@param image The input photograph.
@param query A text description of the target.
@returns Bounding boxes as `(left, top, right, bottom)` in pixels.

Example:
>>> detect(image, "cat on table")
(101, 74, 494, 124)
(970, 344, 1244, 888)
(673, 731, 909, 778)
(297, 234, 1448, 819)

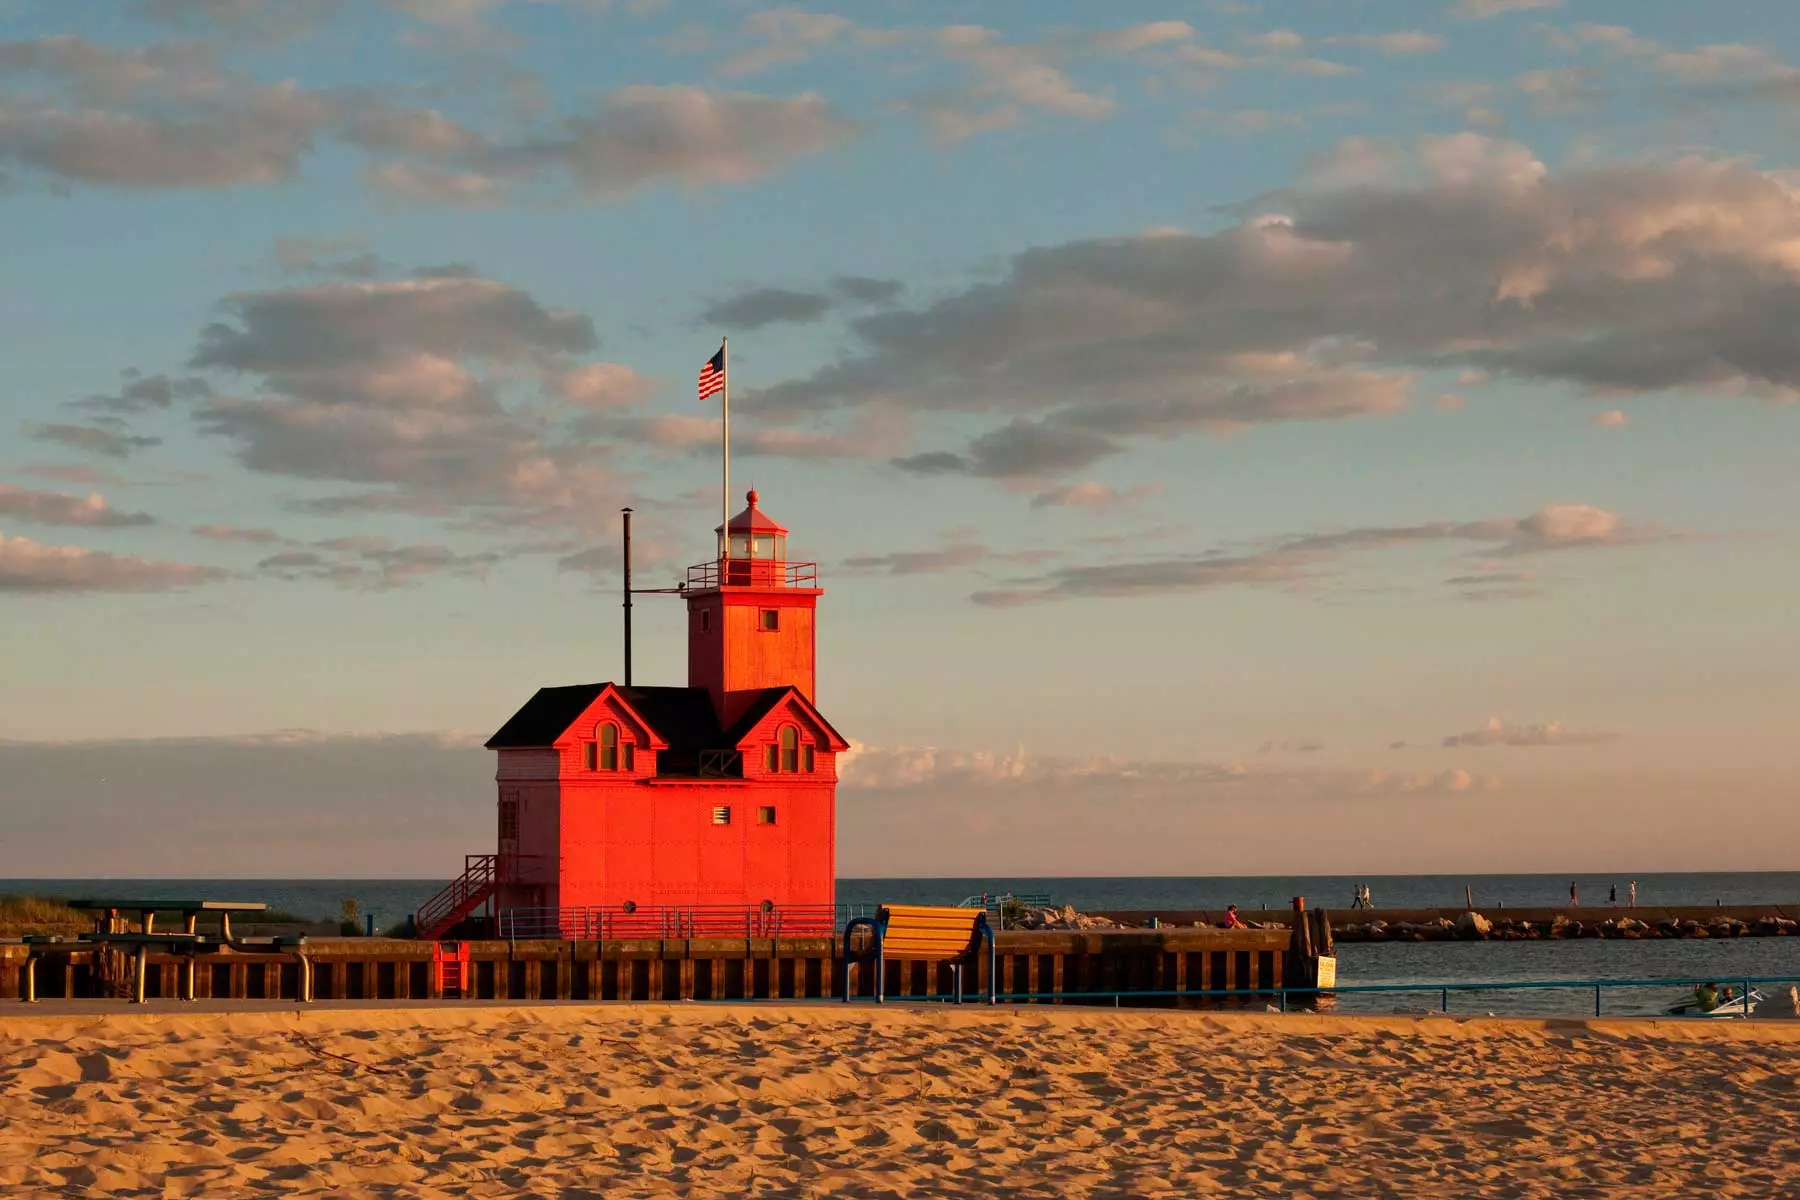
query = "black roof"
(485, 682, 802, 751)
(484, 683, 610, 749)
(617, 685, 726, 758)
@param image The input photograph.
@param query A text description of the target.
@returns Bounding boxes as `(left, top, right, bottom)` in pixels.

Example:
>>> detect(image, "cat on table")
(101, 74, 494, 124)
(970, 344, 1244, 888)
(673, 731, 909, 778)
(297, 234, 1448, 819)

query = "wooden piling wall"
(0, 928, 1289, 1005)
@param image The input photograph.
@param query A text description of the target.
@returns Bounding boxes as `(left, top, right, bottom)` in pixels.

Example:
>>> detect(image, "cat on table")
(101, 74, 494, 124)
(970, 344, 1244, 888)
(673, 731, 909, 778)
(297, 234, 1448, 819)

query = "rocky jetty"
(1333, 913, 1800, 943)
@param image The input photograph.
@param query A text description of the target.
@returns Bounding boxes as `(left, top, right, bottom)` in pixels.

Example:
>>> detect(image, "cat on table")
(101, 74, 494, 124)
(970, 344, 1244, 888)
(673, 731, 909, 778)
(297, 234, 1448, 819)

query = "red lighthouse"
(416, 490, 848, 939)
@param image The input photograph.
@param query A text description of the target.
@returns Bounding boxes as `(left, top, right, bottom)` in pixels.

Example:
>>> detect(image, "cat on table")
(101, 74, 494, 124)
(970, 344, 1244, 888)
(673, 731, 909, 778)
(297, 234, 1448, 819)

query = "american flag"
(698, 345, 725, 401)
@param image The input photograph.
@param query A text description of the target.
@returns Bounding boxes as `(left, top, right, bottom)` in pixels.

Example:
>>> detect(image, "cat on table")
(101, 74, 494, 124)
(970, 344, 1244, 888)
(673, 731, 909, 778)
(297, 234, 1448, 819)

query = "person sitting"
(1720, 985, 1737, 1005)
(1222, 904, 1245, 929)
(1695, 982, 1719, 1011)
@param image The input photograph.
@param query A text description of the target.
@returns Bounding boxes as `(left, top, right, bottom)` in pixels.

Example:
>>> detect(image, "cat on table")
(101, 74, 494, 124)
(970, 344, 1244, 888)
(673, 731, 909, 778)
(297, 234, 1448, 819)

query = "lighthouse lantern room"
(415, 489, 847, 940)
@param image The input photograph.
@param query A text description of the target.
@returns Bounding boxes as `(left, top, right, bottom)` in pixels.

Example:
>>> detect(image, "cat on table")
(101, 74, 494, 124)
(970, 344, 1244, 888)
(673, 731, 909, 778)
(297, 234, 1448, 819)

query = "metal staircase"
(416, 855, 498, 941)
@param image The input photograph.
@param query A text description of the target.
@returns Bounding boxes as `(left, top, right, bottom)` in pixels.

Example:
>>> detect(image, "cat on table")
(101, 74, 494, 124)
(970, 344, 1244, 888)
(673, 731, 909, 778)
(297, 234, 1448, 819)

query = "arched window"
(779, 725, 799, 774)
(599, 722, 619, 771)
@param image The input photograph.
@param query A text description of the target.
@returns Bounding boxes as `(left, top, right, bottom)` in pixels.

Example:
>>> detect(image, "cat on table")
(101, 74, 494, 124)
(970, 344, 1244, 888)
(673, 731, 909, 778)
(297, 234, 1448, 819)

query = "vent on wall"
(711, 806, 732, 826)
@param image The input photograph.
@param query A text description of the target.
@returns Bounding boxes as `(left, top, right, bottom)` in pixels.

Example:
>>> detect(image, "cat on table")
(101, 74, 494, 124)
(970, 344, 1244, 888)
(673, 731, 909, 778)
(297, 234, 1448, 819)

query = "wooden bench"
(842, 904, 995, 1004)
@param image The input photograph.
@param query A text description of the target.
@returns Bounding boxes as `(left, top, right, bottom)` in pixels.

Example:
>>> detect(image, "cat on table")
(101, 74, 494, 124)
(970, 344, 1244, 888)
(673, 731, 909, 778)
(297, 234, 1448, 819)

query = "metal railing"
(416, 854, 498, 939)
(958, 892, 1055, 929)
(881, 974, 1800, 1017)
(498, 902, 877, 943)
(683, 559, 818, 590)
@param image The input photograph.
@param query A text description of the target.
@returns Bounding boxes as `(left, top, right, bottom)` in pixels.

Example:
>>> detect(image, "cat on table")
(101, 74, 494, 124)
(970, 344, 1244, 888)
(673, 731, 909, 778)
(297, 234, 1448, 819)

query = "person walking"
(1609, 884, 1617, 904)
(1569, 881, 1579, 907)
(1629, 879, 1637, 907)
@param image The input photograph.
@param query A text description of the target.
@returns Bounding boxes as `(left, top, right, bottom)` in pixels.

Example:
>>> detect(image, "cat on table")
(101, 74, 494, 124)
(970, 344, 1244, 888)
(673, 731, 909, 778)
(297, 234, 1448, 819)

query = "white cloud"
(0, 484, 154, 527)
(967, 502, 1662, 605)
(1442, 716, 1621, 748)
(0, 531, 224, 593)
(1452, 0, 1559, 18)
(1028, 482, 1161, 512)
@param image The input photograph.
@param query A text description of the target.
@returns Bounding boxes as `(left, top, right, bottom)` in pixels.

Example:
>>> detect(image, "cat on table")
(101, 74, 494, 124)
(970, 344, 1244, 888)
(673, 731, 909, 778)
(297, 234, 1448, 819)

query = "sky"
(1, 0, 1797, 878)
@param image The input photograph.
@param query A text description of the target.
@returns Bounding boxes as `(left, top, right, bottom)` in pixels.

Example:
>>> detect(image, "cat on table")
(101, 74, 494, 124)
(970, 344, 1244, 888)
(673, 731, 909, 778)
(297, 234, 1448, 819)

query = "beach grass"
(0, 895, 89, 937)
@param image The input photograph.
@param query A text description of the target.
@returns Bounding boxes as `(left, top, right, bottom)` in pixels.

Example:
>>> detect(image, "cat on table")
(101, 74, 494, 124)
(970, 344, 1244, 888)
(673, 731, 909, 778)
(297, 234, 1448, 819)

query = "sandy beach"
(3, 1003, 1798, 1198)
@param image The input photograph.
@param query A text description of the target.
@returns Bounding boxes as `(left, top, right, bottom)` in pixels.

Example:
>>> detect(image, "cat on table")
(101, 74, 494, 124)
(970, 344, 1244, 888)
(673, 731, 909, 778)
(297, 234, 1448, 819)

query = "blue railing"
(887, 974, 1800, 1017)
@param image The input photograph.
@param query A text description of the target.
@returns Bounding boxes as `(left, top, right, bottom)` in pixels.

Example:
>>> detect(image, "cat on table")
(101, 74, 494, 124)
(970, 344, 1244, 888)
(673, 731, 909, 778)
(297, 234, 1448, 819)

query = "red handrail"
(417, 854, 497, 939)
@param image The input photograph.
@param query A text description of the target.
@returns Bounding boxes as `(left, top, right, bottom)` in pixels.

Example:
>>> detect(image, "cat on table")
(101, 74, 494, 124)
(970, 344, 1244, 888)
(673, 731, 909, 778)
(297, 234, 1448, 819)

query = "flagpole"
(712, 338, 720, 564)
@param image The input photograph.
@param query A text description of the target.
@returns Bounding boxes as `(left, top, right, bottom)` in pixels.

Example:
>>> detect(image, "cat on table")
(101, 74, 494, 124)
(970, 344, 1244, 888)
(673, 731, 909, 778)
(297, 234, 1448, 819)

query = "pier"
(2, 926, 1293, 1005)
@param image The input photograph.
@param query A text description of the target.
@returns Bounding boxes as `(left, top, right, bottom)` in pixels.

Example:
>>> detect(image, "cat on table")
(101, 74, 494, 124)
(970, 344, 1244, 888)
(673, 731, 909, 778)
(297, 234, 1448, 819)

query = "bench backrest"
(878, 904, 986, 961)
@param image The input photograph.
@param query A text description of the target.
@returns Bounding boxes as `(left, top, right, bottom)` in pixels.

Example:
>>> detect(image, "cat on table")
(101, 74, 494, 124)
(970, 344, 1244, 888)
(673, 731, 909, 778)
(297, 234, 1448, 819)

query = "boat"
(1664, 987, 1764, 1018)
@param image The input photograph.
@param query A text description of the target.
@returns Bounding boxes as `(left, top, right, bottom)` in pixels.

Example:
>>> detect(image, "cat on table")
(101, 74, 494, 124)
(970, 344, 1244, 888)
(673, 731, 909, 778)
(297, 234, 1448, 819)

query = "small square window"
(711, 806, 732, 826)
(758, 806, 776, 825)
(760, 609, 780, 631)
(582, 742, 596, 771)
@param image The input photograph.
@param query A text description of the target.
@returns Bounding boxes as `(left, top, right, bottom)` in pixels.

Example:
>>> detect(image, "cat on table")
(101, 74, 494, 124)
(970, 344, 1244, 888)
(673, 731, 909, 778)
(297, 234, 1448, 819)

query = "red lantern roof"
(714, 488, 788, 535)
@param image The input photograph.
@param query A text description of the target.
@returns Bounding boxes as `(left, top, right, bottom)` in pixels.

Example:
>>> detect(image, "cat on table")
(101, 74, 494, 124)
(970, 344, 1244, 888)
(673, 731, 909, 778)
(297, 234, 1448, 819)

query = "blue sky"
(2, 0, 1797, 876)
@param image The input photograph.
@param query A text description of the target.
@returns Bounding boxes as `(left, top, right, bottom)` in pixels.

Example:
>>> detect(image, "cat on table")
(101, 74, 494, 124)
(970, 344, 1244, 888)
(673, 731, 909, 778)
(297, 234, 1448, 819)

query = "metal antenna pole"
(621, 506, 633, 687)
(721, 335, 730, 561)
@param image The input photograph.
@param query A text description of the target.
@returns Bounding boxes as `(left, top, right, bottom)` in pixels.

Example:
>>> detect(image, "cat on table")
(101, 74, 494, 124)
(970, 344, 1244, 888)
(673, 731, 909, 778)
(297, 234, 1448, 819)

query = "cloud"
(134, 0, 347, 40)
(893, 419, 1119, 480)
(1452, 0, 1559, 18)
(0, 730, 491, 875)
(719, 7, 857, 77)
(1442, 716, 1621, 748)
(1028, 482, 1161, 512)
(0, 484, 154, 527)
(257, 538, 506, 589)
(268, 236, 387, 280)
(969, 503, 1660, 605)
(0, 531, 224, 593)
(70, 371, 212, 415)
(479, 85, 855, 198)
(697, 276, 905, 330)
(0, 37, 853, 200)
(185, 274, 633, 525)
(1323, 33, 1445, 56)
(1358, 767, 1499, 793)
(838, 741, 1496, 798)
(192, 523, 287, 544)
(28, 422, 163, 458)
(751, 139, 1800, 453)
(0, 37, 336, 187)
(841, 533, 1058, 578)
(899, 21, 1190, 142)
(549, 362, 651, 409)
(698, 287, 830, 329)
(1592, 408, 1629, 428)
(610, 412, 901, 461)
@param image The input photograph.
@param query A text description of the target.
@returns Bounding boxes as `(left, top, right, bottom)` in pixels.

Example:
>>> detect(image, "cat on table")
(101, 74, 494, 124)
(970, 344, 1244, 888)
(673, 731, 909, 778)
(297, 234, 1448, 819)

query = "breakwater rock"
(1335, 913, 1800, 943)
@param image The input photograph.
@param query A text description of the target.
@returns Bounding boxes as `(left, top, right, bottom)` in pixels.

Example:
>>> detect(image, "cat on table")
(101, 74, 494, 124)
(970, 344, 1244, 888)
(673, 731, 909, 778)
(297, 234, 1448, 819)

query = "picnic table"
(67, 899, 267, 939)
(17, 901, 311, 1004)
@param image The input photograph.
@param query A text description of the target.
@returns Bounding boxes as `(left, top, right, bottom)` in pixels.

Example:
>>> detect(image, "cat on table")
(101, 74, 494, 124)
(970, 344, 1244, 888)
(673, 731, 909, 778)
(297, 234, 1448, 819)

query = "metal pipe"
(621, 506, 633, 687)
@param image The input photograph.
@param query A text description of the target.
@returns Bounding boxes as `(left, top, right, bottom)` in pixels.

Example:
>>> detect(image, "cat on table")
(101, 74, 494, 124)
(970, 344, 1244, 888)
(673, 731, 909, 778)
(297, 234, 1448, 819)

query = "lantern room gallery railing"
(682, 559, 818, 590)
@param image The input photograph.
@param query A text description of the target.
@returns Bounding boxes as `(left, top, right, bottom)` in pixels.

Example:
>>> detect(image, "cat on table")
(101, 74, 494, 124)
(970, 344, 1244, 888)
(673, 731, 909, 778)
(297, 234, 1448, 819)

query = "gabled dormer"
(727, 686, 849, 782)
(485, 682, 667, 780)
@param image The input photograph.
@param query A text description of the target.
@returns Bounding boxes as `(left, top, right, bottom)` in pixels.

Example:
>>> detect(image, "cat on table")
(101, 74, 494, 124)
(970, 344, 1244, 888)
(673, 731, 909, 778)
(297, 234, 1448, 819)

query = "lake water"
(8, 872, 1799, 1016)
